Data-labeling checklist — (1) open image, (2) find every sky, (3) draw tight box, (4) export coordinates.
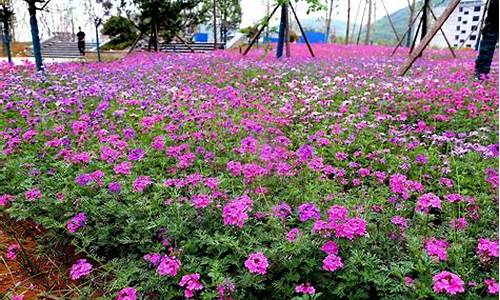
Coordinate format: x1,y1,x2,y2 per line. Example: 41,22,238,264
9,0,410,42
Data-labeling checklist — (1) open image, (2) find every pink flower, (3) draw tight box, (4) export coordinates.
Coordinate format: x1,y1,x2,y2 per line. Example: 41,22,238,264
295,282,316,295
132,176,152,192
245,252,269,275
25,188,42,201
477,238,499,259
179,273,203,298
223,195,253,228
322,254,343,272
6,243,20,260
69,259,93,280
157,256,181,277
485,278,499,295
116,287,137,300
424,238,449,261
320,241,339,255
432,271,464,295
191,194,212,209
449,218,468,230
114,161,132,176
415,193,441,214
11,295,24,300
287,228,300,242
0,194,14,207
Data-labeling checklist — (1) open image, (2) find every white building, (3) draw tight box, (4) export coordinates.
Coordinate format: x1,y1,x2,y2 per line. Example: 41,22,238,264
429,0,486,49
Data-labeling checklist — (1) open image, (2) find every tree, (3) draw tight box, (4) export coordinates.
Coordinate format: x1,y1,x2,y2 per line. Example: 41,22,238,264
324,0,334,43
345,0,351,44
406,0,416,47
217,0,242,44
101,15,138,49
0,0,14,63
364,0,372,44
99,0,211,50
24,0,51,72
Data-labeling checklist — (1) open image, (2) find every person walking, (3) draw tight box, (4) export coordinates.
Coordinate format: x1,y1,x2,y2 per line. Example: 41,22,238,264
77,27,86,56
475,0,499,79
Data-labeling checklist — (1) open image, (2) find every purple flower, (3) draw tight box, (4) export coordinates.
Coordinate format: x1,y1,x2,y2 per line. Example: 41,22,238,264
245,252,269,275
116,287,137,300
69,259,93,280
298,203,320,222
322,254,343,272
67,212,87,233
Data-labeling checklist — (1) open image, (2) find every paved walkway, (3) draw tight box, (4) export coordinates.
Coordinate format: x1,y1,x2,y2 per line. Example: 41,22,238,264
0,57,79,65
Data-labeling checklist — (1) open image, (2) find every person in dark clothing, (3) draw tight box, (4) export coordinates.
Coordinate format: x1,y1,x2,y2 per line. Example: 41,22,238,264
475,0,499,79
77,27,86,56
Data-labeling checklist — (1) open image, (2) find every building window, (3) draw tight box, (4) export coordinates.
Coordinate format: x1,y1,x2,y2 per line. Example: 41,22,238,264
464,11,469,15
456,25,461,30
459,7,463,12
458,16,462,21
461,30,466,34
471,25,478,31
454,44,458,47
473,16,480,21
466,44,471,47
463,20,468,24
455,35,459,40
470,35,477,40
460,39,465,43
474,6,481,11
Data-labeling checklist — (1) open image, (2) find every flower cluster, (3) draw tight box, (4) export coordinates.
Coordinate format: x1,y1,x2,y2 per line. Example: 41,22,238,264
245,252,269,275
69,259,93,280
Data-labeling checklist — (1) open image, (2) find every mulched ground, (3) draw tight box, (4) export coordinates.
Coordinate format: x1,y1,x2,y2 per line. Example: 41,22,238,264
0,217,75,299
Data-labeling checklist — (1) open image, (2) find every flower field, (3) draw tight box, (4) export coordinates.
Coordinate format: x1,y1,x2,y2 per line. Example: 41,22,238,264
0,45,498,299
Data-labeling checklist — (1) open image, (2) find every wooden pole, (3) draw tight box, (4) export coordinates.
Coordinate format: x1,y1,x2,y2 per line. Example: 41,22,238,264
285,5,291,57
428,6,456,58
289,2,315,57
351,0,363,44
380,0,400,40
325,0,334,43
127,31,144,55
409,16,423,53
391,8,422,56
243,4,280,55
357,0,368,45
406,0,417,47
398,0,462,76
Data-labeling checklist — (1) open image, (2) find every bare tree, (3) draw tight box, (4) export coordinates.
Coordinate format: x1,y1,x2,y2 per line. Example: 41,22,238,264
406,0,416,47
345,0,351,44
364,0,372,44
324,0,333,43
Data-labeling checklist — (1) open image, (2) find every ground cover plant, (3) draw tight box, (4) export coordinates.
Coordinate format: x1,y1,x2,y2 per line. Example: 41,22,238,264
0,44,498,299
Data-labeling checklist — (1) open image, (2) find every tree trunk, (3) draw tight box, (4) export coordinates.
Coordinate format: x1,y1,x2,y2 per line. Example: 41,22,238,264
364,0,372,45
2,18,13,64
28,3,43,71
285,5,290,57
325,0,333,43
213,0,217,48
406,0,416,47
346,0,351,44
276,4,287,58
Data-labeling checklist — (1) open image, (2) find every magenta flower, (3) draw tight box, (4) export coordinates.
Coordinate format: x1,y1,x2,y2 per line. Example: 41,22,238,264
322,254,343,272
116,287,137,300
6,243,20,260
25,188,42,201
485,278,499,295
69,259,93,280
245,252,269,275
179,273,203,298
287,228,300,242
156,256,181,277
320,241,339,255
223,195,253,228
415,193,442,213
477,238,499,259
132,176,152,192
67,212,87,233
432,271,464,295
191,194,212,209
295,282,316,295
424,238,449,261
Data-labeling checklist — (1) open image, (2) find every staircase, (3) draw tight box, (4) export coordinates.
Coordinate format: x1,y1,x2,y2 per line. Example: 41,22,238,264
28,34,100,58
